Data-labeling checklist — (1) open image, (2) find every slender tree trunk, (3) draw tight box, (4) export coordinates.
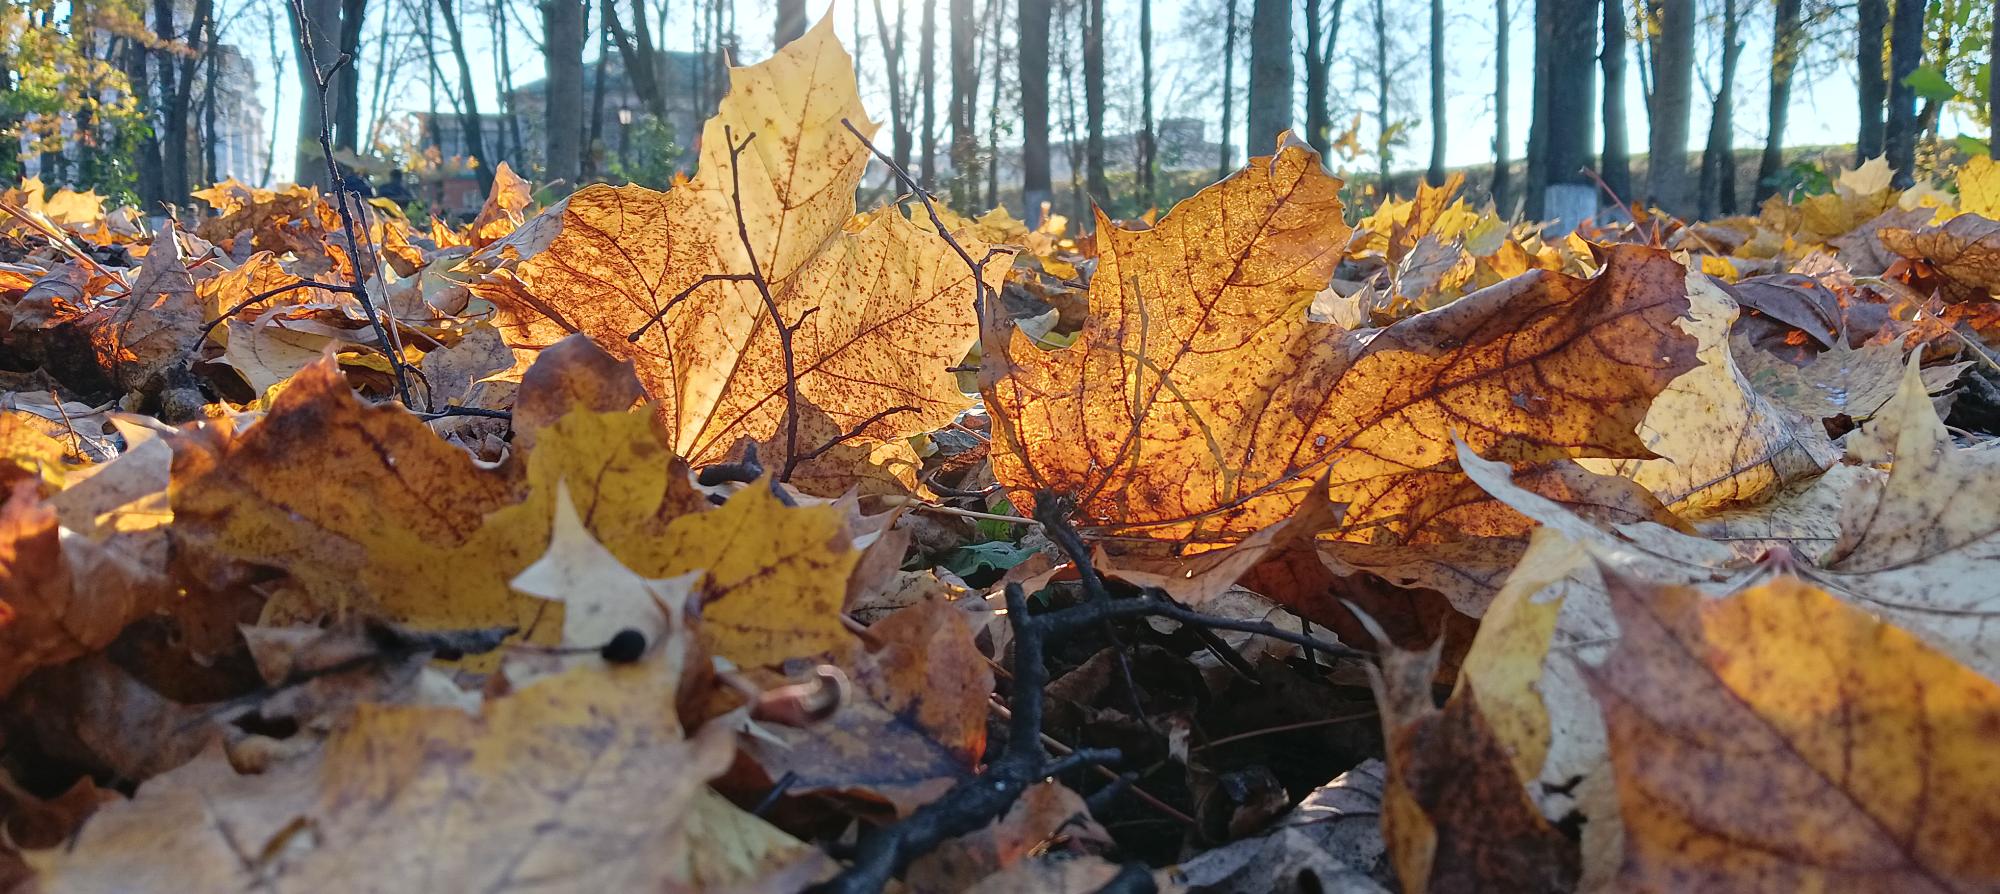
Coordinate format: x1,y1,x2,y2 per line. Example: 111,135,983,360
1304,0,1326,152
1426,0,1445,185
1755,0,1802,200
776,0,806,49
1524,0,1549,216
1372,0,1390,191
1697,0,1742,217
202,16,219,184
1246,0,1293,158
1885,0,1926,185
586,3,609,180
1220,0,1237,178
544,0,586,189
434,0,495,194
949,0,976,206
603,0,667,120
873,0,912,170
164,0,215,205
1493,0,1512,211
334,0,365,151
1646,0,1693,213
1991,0,1998,151
1601,0,1630,201
920,0,938,182
984,0,1002,207
287,0,344,186
497,3,525,165
1139,0,1155,206
1084,0,1108,206
1858,0,1887,160
1020,0,1052,216
1058,0,1085,214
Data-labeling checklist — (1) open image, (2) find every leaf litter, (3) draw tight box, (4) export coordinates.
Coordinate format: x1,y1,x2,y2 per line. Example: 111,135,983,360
5,19,2000,894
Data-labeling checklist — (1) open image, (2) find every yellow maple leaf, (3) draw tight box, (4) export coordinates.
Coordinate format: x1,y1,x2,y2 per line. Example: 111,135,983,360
467,17,1006,494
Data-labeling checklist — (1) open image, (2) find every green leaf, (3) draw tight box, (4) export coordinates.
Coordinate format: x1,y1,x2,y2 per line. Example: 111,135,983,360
942,540,1039,578
1904,66,1958,104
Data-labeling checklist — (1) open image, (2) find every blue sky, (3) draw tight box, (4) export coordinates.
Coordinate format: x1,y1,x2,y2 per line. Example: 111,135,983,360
246,0,1979,187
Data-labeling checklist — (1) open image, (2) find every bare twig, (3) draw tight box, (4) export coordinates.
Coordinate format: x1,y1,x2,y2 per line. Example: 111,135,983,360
717,127,808,482
286,11,414,407
413,405,512,421
795,405,920,465
627,272,761,341
197,278,350,339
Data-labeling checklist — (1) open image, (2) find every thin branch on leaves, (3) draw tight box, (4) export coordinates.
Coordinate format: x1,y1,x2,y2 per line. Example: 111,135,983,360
717,127,809,485
286,6,414,408
795,405,920,465
197,278,353,339
626,273,761,341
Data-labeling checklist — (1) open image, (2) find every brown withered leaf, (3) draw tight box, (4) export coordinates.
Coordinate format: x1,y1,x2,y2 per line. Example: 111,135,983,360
468,20,1004,493
1585,573,2000,891
741,597,991,815
905,781,1111,893
983,139,1699,550
1881,213,2000,299
1371,634,1579,893
26,627,826,890
88,224,201,394
0,480,175,698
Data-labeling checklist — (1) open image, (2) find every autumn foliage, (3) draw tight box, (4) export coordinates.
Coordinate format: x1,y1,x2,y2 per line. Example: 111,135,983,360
6,20,2000,894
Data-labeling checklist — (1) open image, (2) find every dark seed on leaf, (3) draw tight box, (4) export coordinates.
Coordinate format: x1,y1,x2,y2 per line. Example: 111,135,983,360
600,628,648,663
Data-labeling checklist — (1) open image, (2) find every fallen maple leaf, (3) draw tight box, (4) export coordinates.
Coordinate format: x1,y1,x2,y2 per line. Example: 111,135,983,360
468,18,1005,493
1586,573,2000,891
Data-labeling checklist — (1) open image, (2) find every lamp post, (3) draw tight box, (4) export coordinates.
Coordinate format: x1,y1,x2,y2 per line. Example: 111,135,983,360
618,108,633,172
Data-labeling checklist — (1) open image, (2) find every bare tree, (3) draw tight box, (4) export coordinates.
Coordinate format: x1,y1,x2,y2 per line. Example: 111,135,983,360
1646,0,1694,213
1754,0,1802,199
1426,0,1445,185
601,0,667,121
434,0,495,194
1245,0,1292,157
1304,0,1327,152
1527,0,1596,218
1492,0,1512,211
1697,0,1744,217
1601,0,1630,201
1139,0,1155,206
288,0,350,185
1884,0,1925,185
874,0,914,170
920,0,938,182
776,0,805,48
949,0,976,205
544,0,587,189
1220,0,1237,178
1020,0,1052,215
1372,0,1390,190
1857,0,1887,161
1084,0,1108,206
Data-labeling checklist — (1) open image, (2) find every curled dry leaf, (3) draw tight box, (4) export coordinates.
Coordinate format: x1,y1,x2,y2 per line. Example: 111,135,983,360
467,18,1005,493
739,596,991,815
1586,573,2000,891
1881,213,2000,299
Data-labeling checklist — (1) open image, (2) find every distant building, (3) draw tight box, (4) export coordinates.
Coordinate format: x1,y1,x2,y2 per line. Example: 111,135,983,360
413,49,723,216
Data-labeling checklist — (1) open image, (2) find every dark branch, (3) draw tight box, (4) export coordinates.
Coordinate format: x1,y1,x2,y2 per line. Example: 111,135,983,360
795,405,919,466
627,273,761,341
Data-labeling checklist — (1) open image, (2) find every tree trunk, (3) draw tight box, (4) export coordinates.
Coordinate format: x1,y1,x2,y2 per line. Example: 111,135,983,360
776,0,806,49
287,0,344,187
1992,0,1998,151
873,0,914,171
1531,0,1596,218
543,0,586,189
1755,0,1802,200
1246,0,1293,158
1020,0,1052,216
1373,0,1390,191
1084,0,1109,207
1697,0,1742,217
334,0,365,151
1857,0,1887,161
603,0,666,122
434,0,495,195
984,0,1002,207
1646,0,1693,213
1492,0,1511,212
164,0,215,205
1601,0,1630,202
949,0,976,206
1220,0,1237,178
920,0,938,182
1885,0,1926,186
1139,0,1155,206
1426,0,1445,185
1304,0,1326,152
